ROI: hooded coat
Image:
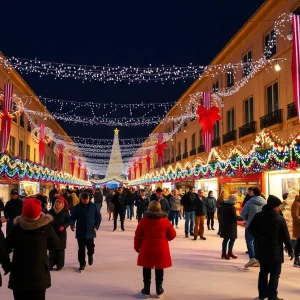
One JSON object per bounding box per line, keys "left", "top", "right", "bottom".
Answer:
{"left": 240, "top": 196, "right": 266, "bottom": 228}
{"left": 5, "top": 214, "right": 59, "bottom": 291}
{"left": 248, "top": 206, "right": 292, "bottom": 263}
{"left": 291, "top": 196, "right": 300, "bottom": 238}
{"left": 134, "top": 211, "right": 176, "bottom": 269}
{"left": 0, "top": 229, "right": 10, "bottom": 287}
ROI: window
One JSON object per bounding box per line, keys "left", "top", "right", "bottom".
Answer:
{"left": 12, "top": 103, "right": 18, "bottom": 124}
{"left": 26, "top": 144, "right": 30, "bottom": 160}
{"left": 213, "top": 121, "right": 220, "bottom": 139}
{"left": 34, "top": 119, "right": 38, "bottom": 137}
{"left": 294, "top": 6, "right": 300, "bottom": 15}
{"left": 27, "top": 123, "right": 32, "bottom": 132}
{"left": 20, "top": 113, "right": 25, "bottom": 128}
{"left": 213, "top": 81, "right": 219, "bottom": 92}
{"left": 177, "top": 142, "right": 181, "bottom": 155}
{"left": 0, "top": 99, "right": 3, "bottom": 111}
{"left": 184, "top": 138, "right": 188, "bottom": 153}
{"left": 34, "top": 148, "right": 36, "bottom": 162}
{"left": 227, "top": 108, "right": 235, "bottom": 132}
{"left": 178, "top": 122, "right": 181, "bottom": 132}
{"left": 191, "top": 104, "right": 196, "bottom": 121}
{"left": 244, "top": 97, "right": 254, "bottom": 124}
{"left": 9, "top": 136, "right": 15, "bottom": 155}
{"left": 266, "top": 82, "right": 279, "bottom": 114}
{"left": 19, "top": 141, "right": 24, "bottom": 158}
{"left": 172, "top": 146, "right": 175, "bottom": 159}
{"left": 199, "top": 130, "right": 203, "bottom": 145}
{"left": 264, "top": 29, "right": 276, "bottom": 59}
{"left": 243, "top": 50, "right": 252, "bottom": 77}
{"left": 191, "top": 133, "right": 196, "bottom": 149}
{"left": 226, "top": 71, "right": 234, "bottom": 88}
{"left": 184, "top": 119, "right": 188, "bottom": 127}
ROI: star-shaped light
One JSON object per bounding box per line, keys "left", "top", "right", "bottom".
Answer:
{"left": 114, "top": 128, "right": 119, "bottom": 135}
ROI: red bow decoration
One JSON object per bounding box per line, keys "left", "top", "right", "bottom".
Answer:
{"left": 69, "top": 156, "right": 75, "bottom": 176}
{"left": 236, "top": 168, "right": 244, "bottom": 177}
{"left": 287, "top": 161, "right": 297, "bottom": 172}
{"left": 155, "top": 141, "right": 167, "bottom": 157}
{"left": 197, "top": 105, "right": 221, "bottom": 136}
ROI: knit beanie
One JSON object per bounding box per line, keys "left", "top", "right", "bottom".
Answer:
{"left": 22, "top": 198, "right": 42, "bottom": 219}
{"left": 266, "top": 195, "right": 282, "bottom": 209}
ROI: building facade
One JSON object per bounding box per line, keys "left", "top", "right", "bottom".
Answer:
{"left": 131, "top": 0, "right": 300, "bottom": 209}
{"left": 0, "top": 52, "right": 87, "bottom": 202}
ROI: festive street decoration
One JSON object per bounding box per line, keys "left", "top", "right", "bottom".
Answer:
{"left": 287, "top": 160, "right": 298, "bottom": 172}
{"left": 0, "top": 84, "right": 23, "bottom": 151}
{"left": 138, "top": 158, "right": 143, "bottom": 177}
{"left": 57, "top": 144, "right": 64, "bottom": 172}
{"left": 197, "top": 92, "right": 221, "bottom": 153}
{"left": 130, "top": 130, "right": 300, "bottom": 185}
{"left": 0, "top": 153, "right": 90, "bottom": 186}
{"left": 146, "top": 149, "right": 151, "bottom": 173}
{"left": 77, "top": 159, "right": 82, "bottom": 178}
{"left": 155, "top": 133, "right": 167, "bottom": 167}
{"left": 69, "top": 156, "right": 76, "bottom": 176}
{"left": 292, "top": 13, "right": 300, "bottom": 123}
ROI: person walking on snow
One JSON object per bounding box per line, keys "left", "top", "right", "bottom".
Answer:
{"left": 135, "top": 190, "right": 150, "bottom": 222}
{"left": 150, "top": 187, "right": 170, "bottom": 215}
{"left": 111, "top": 187, "right": 127, "bottom": 231}
{"left": 70, "top": 192, "right": 101, "bottom": 272}
{"left": 48, "top": 198, "right": 70, "bottom": 271}
{"left": 291, "top": 194, "right": 300, "bottom": 268}
{"left": 134, "top": 201, "right": 176, "bottom": 298}
{"left": 193, "top": 189, "right": 207, "bottom": 240}
{"left": 204, "top": 191, "right": 217, "bottom": 231}
{"left": 241, "top": 187, "right": 266, "bottom": 269}
{"left": 248, "top": 195, "right": 293, "bottom": 300}
{"left": 180, "top": 186, "right": 196, "bottom": 238}
{"left": 169, "top": 189, "right": 181, "bottom": 229}
{"left": 5, "top": 198, "right": 59, "bottom": 300}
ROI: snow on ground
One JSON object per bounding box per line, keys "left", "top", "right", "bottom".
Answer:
{"left": 1, "top": 212, "right": 299, "bottom": 300}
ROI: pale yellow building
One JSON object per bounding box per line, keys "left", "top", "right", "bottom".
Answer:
{"left": 132, "top": 0, "right": 300, "bottom": 206}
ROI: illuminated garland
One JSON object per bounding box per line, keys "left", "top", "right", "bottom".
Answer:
{"left": 0, "top": 153, "right": 90, "bottom": 186}
{"left": 130, "top": 130, "right": 300, "bottom": 185}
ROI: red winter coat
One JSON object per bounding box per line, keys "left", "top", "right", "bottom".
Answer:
{"left": 134, "top": 211, "right": 176, "bottom": 269}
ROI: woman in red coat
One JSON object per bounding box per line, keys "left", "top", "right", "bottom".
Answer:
{"left": 134, "top": 200, "right": 176, "bottom": 298}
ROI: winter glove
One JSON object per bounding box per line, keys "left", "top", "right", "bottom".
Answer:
{"left": 59, "top": 226, "right": 65, "bottom": 232}
{"left": 288, "top": 251, "right": 294, "bottom": 261}
{"left": 71, "top": 226, "right": 76, "bottom": 231}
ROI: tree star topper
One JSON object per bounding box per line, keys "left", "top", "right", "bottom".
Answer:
{"left": 114, "top": 128, "right": 119, "bottom": 135}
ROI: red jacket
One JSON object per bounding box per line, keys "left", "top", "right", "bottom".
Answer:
{"left": 134, "top": 211, "right": 176, "bottom": 269}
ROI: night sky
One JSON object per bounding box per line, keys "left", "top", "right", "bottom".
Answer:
{"left": 2, "top": 0, "right": 265, "bottom": 141}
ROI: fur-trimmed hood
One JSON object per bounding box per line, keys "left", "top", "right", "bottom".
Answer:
{"left": 143, "top": 211, "right": 168, "bottom": 219}
{"left": 14, "top": 213, "right": 53, "bottom": 231}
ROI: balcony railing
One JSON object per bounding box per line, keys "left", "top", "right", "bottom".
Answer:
{"left": 190, "top": 148, "right": 196, "bottom": 156}
{"left": 176, "top": 155, "right": 182, "bottom": 162}
{"left": 183, "top": 152, "right": 188, "bottom": 159}
{"left": 287, "top": 102, "right": 297, "bottom": 119}
{"left": 212, "top": 137, "right": 220, "bottom": 147}
{"left": 197, "top": 145, "right": 205, "bottom": 153}
{"left": 239, "top": 121, "right": 256, "bottom": 138}
{"left": 222, "top": 130, "right": 236, "bottom": 144}
{"left": 260, "top": 109, "right": 283, "bottom": 129}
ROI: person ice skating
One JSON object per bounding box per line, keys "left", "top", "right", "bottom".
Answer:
{"left": 248, "top": 195, "right": 293, "bottom": 300}
{"left": 135, "top": 190, "right": 150, "bottom": 222}
{"left": 70, "top": 192, "right": 101, "bottom": 272}
{"left": 4, "top": 189, "right": 23, "bottom": 236}
{"left": 180, "top": 186, "right": 196, "bottom": 238}
{"left": 291, "top": 195, "right": 300, "bottom": 268}
{"left": 241, "top": 187, "right": 266, "bottom": 268}
{"left": 169, "top": 189, "right": 181, "bottom": 229}
{"left": 5, "top": 198, "right": 59, "bottom": 300}
{"left": 193, "top": 189, "right": 207, "bottom": 240}
{"left": 204, "top": 191, "right": 217, "bottom": 231}
{"left": 217, "top": 190, "right": 226, "bottom": 235}
{"left": 150, "top": 187, "right": 170, "bottom": 215}
{"left": 48, "top": 198, "right": 70, "bottom": 271}
{"left": 220, "top": 194, "right": 243, "bottom": 259}
{"left": 0, "top": 228, "right": 10, "bottom": 288}
{"left": 111, "top": 187, "right": 127, "bottom": 231}
{"left": 134, "top": 201, "right": 176, "bottom": 298}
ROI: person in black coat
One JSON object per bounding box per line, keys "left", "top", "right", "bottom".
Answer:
{"left": 248, "top": 195, "right": 293, "bottom": 300}
{"left": 48, "top": 198, "right": 70, "bottom": 271}
{"left": 242, "top": 187, "right": 254, "bottom": 208}
{"left": 135, "top": 190, "right": 150, "bottom": 222}
{"left": 220, "top": 194, "right": 243, "bottom": 260}
{"left": 180, "top": 187, "right": 196, "bottom": 238}
{"left": 70, "top": 192, "right": 101, "bottom": 272}
{"left": 0, "top": 228, "right": 10, "bottom": 288}
{"left": 150, "top": 187, "right": 170, "bottom": 215}
{"left": 4, "top": 189, "right": 23, "bottom": 236}
{"left": 111, "top": 187, "right": 127, "bottom": 231}
{"left": 5, "top": 198, "right": 59, "bottom": 300}
{"left": 126, "top": 188, "right": 135, "bottom": 220}
{"left": 93, "top": 188, "right": 103, "bottom": 212}
{"left": 193, "top": 189, "right": 207, "bottom": 240}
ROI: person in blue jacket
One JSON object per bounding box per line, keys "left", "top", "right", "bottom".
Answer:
{"left": 70, "top": 192, "right": 101, "bottom": 272}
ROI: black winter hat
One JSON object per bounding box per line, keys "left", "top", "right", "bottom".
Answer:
{"left": 11, "top": 189, "right": 19, "bottom": 195}
{"left": 267, "top": 195, "right": 282, "bottom": 209}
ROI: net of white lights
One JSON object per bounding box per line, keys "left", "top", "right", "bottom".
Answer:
{"left": 0, "top": 13, "right": 291, "bottom": 84}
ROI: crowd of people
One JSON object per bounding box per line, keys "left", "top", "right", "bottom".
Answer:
{"left": 0, "top": 184, "right": 299, "bottom": 299}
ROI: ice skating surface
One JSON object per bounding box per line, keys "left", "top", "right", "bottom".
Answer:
{"left": 1, "top": 214, "right": 299, "bottom": 300}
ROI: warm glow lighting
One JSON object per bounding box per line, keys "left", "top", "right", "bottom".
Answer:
{"left": 274, "top": 63, "right": 281, "bottom": 72}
